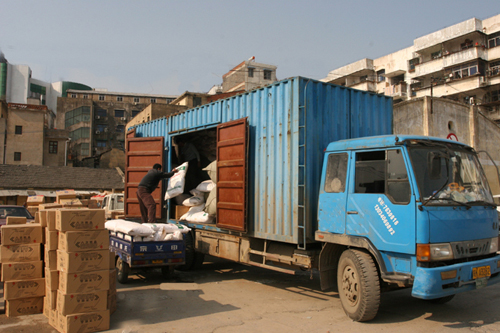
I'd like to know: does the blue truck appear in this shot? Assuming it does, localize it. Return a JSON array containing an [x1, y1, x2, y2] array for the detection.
[[126, 77, 500, 321], [109, 231, 185, 283]]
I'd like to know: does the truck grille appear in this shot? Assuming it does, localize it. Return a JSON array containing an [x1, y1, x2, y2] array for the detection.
[[451, 239, 491, 259]]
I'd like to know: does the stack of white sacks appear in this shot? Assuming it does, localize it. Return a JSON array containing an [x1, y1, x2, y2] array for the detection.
[[105, 220, 191, 241], [165, 161, 217, 223]]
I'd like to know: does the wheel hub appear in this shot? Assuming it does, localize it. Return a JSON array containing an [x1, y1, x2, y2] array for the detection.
[[342, 265, 359, 306]]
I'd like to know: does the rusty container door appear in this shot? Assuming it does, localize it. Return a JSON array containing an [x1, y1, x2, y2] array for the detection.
[[216, 118, 248, 232], [125, 137, 164, 219]]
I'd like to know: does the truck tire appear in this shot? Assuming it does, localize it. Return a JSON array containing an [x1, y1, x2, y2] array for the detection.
[[177, 231, 195, 271], [337, 249, 380, 322], [161, 266, 173, 279], [116, 257, 130, 284]]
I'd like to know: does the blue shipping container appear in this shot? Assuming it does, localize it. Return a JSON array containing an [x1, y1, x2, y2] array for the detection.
[[131, 77, 393, 246]]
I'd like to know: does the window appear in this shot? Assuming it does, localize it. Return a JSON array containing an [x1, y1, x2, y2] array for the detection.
[[248, 67, 254, 78], [117, 96, 123, 102], [69, 127, 90, 140], [96, 124, 107, 132], [377, 69, 385, 82], [324, 153, 348, 193], [96, 140, 107, 148], [83, 94, 88, 99], [489, 35, 500, 48], [132, 110, 140, 117], [263, 70, 272, 80], [409, 58, 420, 71], [449, 62, 479, 80], [98, 95, 105, 101], [193, 97, 202, 107], [15, 126, 22, 135], [150, 98, 156, 103], [71, 93, 77, 98], [116, 125, 125, 133], [14, 152, 21, 161], [65, 106, 91, 128], [81, 143, 89, 156], [354, 150, 410, 204], [96, 109, 107, 117], [431, 50, 442, 59], [134, 97, 140, 103], [49, 141, 58, 154], [461, 39, 473, 50], [114, 109, 125, 118]]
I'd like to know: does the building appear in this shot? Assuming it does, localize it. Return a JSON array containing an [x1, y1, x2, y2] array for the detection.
[[322, 14, 500, 123], [126, 103, 188, 130], [0, 164, 124, 206], [56, 89, 178, 168], [0, 102, 69, 166], [222, 57, 278, 93]]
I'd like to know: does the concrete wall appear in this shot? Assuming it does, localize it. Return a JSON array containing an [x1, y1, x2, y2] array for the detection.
[[394, 96, 500, 195], [43, 129, 70, 166], [4, 106, 46, 165], [126, 104, 188, 129], [6, 64, 30, 104]]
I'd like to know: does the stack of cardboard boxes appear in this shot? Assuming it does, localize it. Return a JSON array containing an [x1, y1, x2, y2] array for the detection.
[[26, 195, 45, 219], [45, 208, 115, 333], [1, 217, 45, 317]]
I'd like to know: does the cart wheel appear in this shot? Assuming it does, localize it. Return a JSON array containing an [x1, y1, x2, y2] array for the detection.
[[161, 266, 173, 279], [116, 257, 130, 284], [177, 231, 195, 271], [193, 252, 205, 269]]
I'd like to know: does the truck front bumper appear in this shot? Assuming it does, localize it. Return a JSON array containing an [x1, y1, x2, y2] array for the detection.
[[411, 254, 500, 299]]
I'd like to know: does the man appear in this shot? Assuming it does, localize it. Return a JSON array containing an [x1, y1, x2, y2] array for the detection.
[[137, 164, 178, 224]]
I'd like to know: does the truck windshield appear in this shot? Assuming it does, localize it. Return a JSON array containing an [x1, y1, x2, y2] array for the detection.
[[408, 142, 494, 206]]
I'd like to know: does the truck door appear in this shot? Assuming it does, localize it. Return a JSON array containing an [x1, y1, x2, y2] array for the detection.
[[346, 149, 415, 254], [125, 137, 165, 219], [216, 117, 249, 232], [318, 152, 349, 233]]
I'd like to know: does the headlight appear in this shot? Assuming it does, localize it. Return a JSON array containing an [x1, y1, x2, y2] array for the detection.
[[430, 243, 454, 261], [490, 237, 499, 253]]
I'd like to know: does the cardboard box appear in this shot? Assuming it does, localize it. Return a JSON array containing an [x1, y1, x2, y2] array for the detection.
[[38, 210, 47, 227], [1, 261, 43, 282], [59, 230, 109, 252], [27, 206, 39, 217], [45, 289, 57, 310], [46, 229, 59, 251], [57, 289, 108, 316], [175, 205, 190, 219], [59, 270, 110, 294], [0, 244, 41, 263], [39, 203, 63, 210], [43, 296, 49, 318], [56, 189, 77, 203], [57, 309, 110, 333], [1, 223, 43, 245], [49, 307, 59, 329], [107, 290, 117, 315], [57, 249, 110, 273], [47, 209, 57, 231], [45, 267, 59, 291], [109, 250, 115, 269], [56, 209, 105, 232], [60, 198, 84, 207], [5, 297, 44, 317], [79, 199, 89, 207], [109, 269, 116, 292], [4, 277, 45, 300], [35, 211, 40, 224], [6, 216, 27, 225], [27, 195, 45, 206], [88, 199, 100, 209], [45, 249, 58, 270]]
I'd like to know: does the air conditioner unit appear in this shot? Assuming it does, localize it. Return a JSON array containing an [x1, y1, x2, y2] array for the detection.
[[95, 130, 100, 134], [95, 115, 100, 119], [121, 117, 126, 121], [479, 76, 488, 86]]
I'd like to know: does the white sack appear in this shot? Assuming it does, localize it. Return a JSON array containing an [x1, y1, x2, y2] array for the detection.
[[196, 180, 216, 193], [203, 161, 217, 182], [174, 193, 191, 205], [186, 211, 213, 223], [204, 187, 217, 216], [165, 162, 189, 200], [164, 230, 183, 241], [105, 219, 154, 236], [180, 204, 205, 220], [162, 222, 192, 234], [182, 189, 205, 207]]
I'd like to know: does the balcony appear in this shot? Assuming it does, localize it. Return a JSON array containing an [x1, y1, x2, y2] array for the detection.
[[385, 83, 408, 98], [442, 46, 486, 68], [349, 80, 377, 92], [414, 75, 486, 98]]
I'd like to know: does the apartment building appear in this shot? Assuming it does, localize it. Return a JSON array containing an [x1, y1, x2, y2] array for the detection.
[[322, 14, 500, 123], [222, 57, 277, 93], [56, 90, 178, 168]]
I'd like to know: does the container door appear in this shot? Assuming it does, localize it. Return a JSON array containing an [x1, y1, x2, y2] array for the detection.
[[216, 118, 249, 232], [125, 137, 164, 219]]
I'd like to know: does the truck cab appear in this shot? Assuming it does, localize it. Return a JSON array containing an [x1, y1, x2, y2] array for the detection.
[[316, 135, 500, 321], [101, 193, 125, 220]]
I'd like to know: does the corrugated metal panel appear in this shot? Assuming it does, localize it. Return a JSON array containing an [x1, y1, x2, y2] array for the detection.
[[132, 77, 393, 245]]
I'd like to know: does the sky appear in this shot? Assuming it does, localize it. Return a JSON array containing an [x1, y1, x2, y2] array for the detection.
[[1, 0, 499, 96]]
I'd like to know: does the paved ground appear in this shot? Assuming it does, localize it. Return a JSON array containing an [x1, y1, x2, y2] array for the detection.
[[1, 256, 500, 333]]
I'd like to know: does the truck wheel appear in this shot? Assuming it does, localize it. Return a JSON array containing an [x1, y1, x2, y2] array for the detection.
[[337, 249, 380, 322], [116, 257, 130, 284], [427, 295, 455, 304], [193, 252, 205, 269]]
